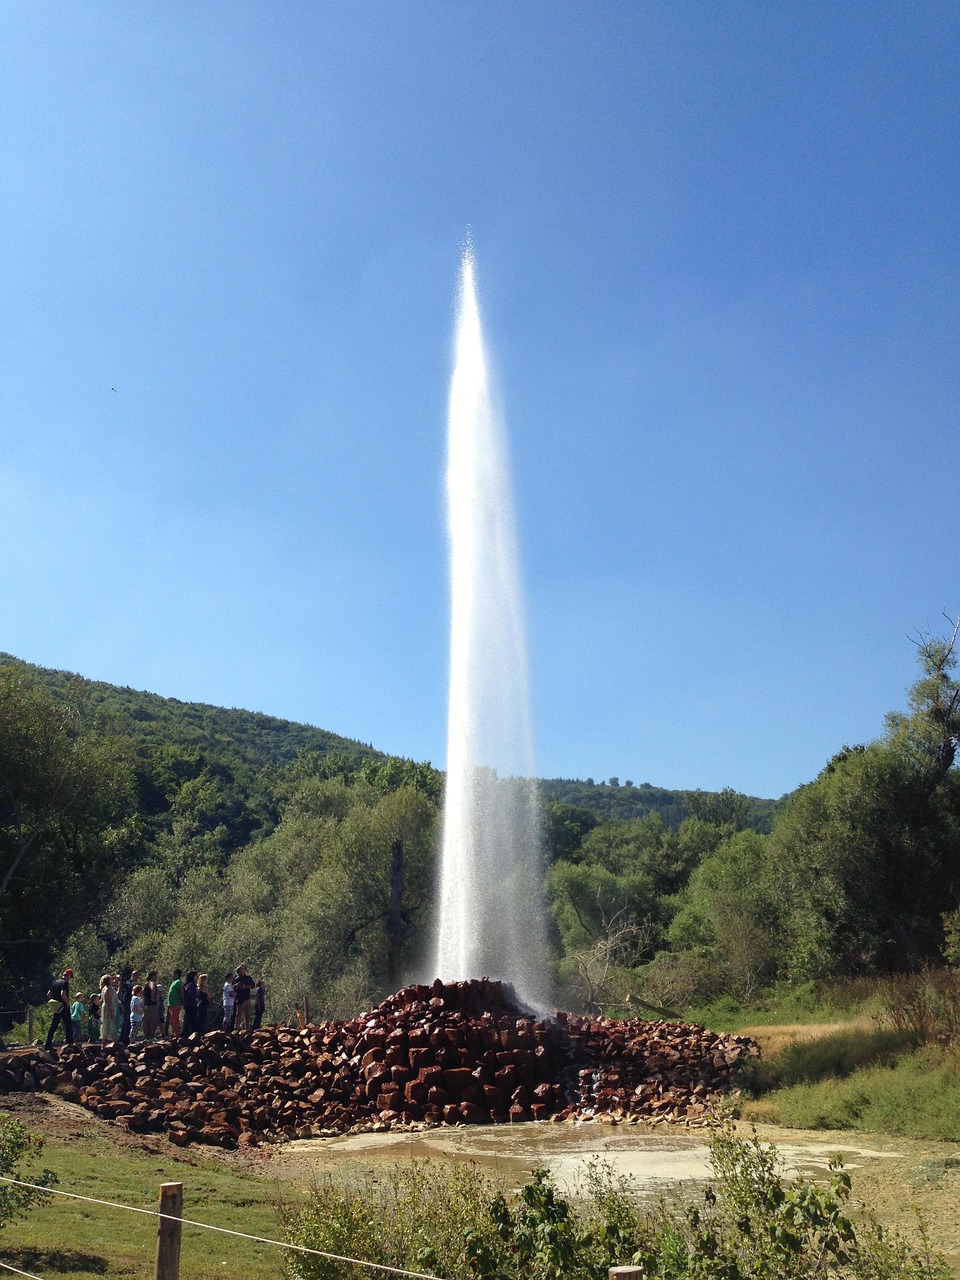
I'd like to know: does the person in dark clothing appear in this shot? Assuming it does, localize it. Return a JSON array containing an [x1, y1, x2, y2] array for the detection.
[[196, 974, 210, 1034], [182, 971, 199, 1037], [142, 971, 161, 1040], [45, 969, 75, 1050], [232, 964, 254, 1031], [252, 978, 266, 1030], [120, 969, 139, 1043]]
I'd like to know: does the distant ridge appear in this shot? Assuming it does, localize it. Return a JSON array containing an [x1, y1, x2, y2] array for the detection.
[[0, 652, 383, 771], [0, 653, 778, 829]]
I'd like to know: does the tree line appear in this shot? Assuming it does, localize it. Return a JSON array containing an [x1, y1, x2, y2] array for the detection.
[[1, 622, 958, 1023]]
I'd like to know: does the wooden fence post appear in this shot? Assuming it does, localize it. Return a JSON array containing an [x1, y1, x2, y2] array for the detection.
[[27, 1008, 34, 1044], [609, 1267, 645, 1280], [155, 1182, 183, 1280]]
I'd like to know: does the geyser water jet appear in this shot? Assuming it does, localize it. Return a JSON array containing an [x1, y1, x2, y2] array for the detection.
[[435, 247, 549, 1007]]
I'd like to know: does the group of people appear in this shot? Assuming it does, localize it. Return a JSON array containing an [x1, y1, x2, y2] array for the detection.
[[44, 965, 267, 1051]]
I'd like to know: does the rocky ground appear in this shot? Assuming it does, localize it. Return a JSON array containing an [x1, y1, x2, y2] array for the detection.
[[0, 978, 758, 1149]]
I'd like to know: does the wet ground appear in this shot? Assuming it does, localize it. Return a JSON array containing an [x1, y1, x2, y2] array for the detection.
[[274, 1117, 901, 1195]]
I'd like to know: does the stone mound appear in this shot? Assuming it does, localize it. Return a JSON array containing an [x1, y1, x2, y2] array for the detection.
[[0, 978, 758, 1149]]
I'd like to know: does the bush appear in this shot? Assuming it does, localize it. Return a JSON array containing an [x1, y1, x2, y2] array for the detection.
[[875, 969, 960, 1045], [0, 1113, 57, 1228], [283, 1128, 946, 1280]]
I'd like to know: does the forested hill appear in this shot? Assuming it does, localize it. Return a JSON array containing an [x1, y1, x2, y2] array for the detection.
[[0, 653, 383, 770], [540, 778, 780, 833], [0, 653, 778, 830]]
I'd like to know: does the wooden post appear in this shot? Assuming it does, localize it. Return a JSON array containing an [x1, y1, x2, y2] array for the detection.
[[609, 1268, 645, 1280], [27, 1008, 34, 1044], [155, 1182, 183, 1280]]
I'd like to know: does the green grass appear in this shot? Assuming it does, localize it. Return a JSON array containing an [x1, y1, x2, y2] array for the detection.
[[742, 1044, 960, 1142], [677, 973, 960, 1144], [744, 1026, 914, 1090], [683, 977, 891, 1032], [0, 1121, 302, 1279]]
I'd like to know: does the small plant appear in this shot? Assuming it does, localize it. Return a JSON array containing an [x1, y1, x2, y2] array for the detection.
[[942, 909, 960, 968], [0, 1113, 57, 1229]]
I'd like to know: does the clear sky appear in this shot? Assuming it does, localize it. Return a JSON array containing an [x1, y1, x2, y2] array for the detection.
[[1, 4, 957, 800]]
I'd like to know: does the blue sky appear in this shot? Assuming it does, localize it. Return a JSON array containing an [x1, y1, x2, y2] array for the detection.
[[1, 4, 957, 799]]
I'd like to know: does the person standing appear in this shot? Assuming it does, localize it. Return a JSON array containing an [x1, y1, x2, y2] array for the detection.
[[167, 969, 184, 1038], [120, 970, 139, 1043], [70, 992, 85, 1042], [182, 971, 199, 1037], [231, 965, 254, 1032], [196, 974, 210, 1034], [87, 990, 101, 1043], [99, 975, 116, 1047], [112, 976, 123, 1040], [221, 975, 235, 1031], [129, 986, 144, 1040], [44, 969, 74, 1050], [252, 978, 266, 1030], [142, 972, 160, 1040]]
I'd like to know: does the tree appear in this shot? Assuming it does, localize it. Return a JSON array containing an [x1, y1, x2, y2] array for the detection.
[[682, 786, 752, 830], [768, 617, 960, 980], [0, 668, 136, 991], [668, 830, 780, 998]]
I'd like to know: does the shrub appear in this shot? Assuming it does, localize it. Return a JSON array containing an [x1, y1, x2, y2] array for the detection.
[[875, 969, 960, 1045], [0, 1113, 57, 1229]]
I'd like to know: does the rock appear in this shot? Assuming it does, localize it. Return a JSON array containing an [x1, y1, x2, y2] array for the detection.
[[0, 980, 758, 1150]]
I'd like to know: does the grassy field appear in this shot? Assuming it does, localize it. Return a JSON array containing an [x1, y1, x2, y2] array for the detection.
[[0, 1095, 303, 1280]]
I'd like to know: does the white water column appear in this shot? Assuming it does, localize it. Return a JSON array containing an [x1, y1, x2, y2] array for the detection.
[[435, 247, 548, 1008]]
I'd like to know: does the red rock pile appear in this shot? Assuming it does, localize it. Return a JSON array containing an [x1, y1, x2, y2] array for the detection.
[[0, 979, 758, 1149]]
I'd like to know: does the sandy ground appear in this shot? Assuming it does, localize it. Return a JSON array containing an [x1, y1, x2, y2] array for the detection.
[[3, 1089, 959, 1274]]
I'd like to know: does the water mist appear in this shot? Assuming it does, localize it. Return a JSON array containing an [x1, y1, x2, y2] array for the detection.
[[434, 248, 548, 1008]]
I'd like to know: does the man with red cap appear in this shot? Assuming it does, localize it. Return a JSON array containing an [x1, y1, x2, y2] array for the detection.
[[45, 968, 75, 1050]]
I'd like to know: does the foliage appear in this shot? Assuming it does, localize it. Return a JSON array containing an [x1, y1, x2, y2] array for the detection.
[[541, 778, 780, 832], [0, 665, 138, 993], [283, 1160, 508, 1280], [942, 908, 960, 967], [0, 1113, 56, 1229], [284, 1131, 947, 1280], [874, 969, 960, 1046], [744, 1026, 913, 1095], [667, 830, 781, 1000]]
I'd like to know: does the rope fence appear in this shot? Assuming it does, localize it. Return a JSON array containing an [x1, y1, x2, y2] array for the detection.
[[0, 1173, 445, 1280], [0, 1262, 46, 1280]]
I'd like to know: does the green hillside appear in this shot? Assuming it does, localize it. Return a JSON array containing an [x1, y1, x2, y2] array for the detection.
[[0, 653, 382, 770]]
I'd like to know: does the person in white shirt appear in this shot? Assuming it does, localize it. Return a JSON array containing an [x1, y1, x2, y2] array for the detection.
[[222, 976, 235, 1031]]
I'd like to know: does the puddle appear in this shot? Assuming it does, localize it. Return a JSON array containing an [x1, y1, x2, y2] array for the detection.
[[279, 1122, 903, 1195]]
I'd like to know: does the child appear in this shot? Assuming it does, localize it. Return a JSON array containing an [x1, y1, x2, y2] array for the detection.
[[129, 985, 144, 1040], [87, 990, 101, 1043], [70, 992, 85, 1042]]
